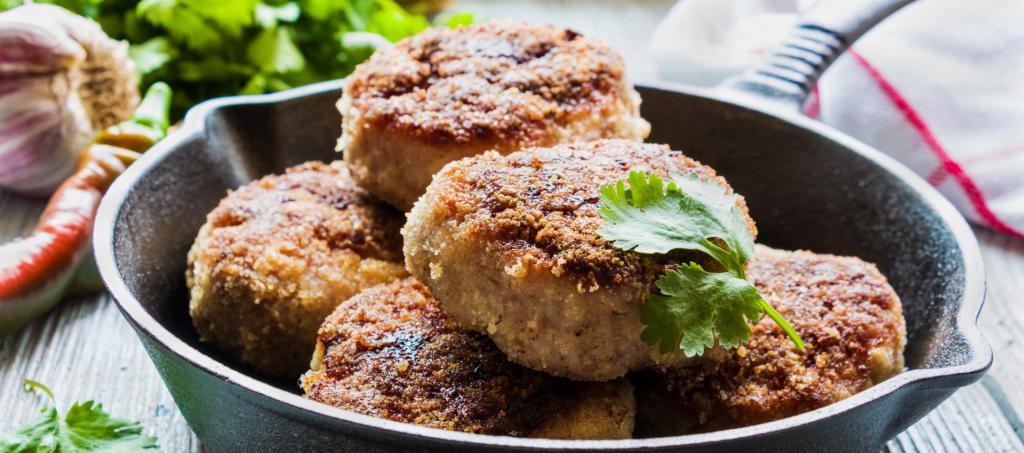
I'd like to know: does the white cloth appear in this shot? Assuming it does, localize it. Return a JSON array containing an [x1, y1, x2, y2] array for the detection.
[[649, 0, 1024, 238]]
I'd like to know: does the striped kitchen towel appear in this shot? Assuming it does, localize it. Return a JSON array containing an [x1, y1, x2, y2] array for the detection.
[[649, 0, 1024, 238]]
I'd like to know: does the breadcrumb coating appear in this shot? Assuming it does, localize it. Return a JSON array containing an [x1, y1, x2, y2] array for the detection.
[[411, 139, 753, 293], [302, 278, 635, 438], [635, 246, 906, 435], [344, 20, 645, 146], [187, 161, 408, 377], [338, 20, 650, 209], [403, 139, 752, 380]]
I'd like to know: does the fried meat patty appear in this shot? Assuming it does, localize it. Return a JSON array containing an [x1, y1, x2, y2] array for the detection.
[[301, 277, 636, 438], [338, 20, 651, 210], [403, 139, 755, 380], [634, 246, 906, 436], [187, 162, 408, 377]]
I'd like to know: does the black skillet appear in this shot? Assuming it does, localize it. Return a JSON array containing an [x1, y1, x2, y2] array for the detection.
[[94, 0, 991, 451]]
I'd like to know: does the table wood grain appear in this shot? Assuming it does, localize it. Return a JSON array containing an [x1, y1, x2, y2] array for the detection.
[[2, 1, 1022, 451]]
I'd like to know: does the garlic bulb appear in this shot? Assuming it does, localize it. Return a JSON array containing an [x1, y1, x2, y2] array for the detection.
[[0, 4, 138, 196]]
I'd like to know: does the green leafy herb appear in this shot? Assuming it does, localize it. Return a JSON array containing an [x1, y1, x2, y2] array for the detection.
[[247, 26, 305, 73], [135, 0, 244, 52], [0, 380, 159, 452], [366, 0, 428, 42], [439, 11, 474, 28], [641, 263, 765, 356], [599, 171, 803, 356], [1, 0, 473, 119], [254, 2, 300, 28], [128, 37, 176, 77]]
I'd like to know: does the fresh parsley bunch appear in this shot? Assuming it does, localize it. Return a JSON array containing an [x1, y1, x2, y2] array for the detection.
[[599, 171, 803, 357], [0, 380, 158, 452], [0, 0, 466, 118]]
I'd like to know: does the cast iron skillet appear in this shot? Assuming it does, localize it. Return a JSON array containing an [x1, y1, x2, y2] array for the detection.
[[94, 1, 991, 451]]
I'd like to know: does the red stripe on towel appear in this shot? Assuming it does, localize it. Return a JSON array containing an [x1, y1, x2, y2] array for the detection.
[[804, 85, 822, 119], [927, 165, 948, 187], [929, 144, 1024, 186], [849, 48, 1022, 238]]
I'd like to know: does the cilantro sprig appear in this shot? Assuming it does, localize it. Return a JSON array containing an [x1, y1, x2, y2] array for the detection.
[[0, 0, 472, 118], [0, 380, 159, 452], [599, 171, 803, 356]]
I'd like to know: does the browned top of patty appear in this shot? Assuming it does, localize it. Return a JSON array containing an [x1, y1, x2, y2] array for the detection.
[[302, 277, 607, 435], [203, 161, 404, 263], [651, 247, 904, 430], [345, 20, 628, 147], [421, 139, 755, 292]]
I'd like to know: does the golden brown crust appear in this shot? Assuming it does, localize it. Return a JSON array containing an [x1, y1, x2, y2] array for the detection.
[[530, 380, 636, 439], [417, 139, 755, 292], [201, 161, 404, 262], [344, 20, 636, 149], [637, 246, 905, 434], [186, 161, 408, 376], [402, 139, 751, 379], [301, 278, 635, 438]]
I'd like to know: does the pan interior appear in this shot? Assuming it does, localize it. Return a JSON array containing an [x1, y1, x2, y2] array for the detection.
[[109, 84, 971, 395]]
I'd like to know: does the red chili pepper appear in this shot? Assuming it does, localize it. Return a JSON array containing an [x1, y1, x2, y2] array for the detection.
[[0, 82, 171, 337]]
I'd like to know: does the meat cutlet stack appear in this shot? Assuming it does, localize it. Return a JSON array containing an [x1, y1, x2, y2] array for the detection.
[[403, 139, 754, 381], [188, 159, 640, 437], [188, 18, 908, 439], [338, 20, 651, 210], [188, 144, 906, 438], [187, 162, 408, 376], [402, 136, 905, 431], [301, 277, 636, 439]]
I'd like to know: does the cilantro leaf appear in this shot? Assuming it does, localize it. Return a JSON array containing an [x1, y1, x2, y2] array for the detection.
[[642, 263, 764, 356], [673, 172, 756, 271], [137, 0, 258, 51], [0, 380, 159, 452], [438, 11, 476, 28], [60, 401, 158, 452], [367, 0, 429, 42], [598, 171, 803, 355], [0, 406, 61, 452], [129, 37, 177, 76], [182, 0, 257, 36], [247, 26, 305, 73], [301, 0, 342, 22], [255, 2, 300, 29], [599, 171, 752, 274], [136, 0, 225, 51]]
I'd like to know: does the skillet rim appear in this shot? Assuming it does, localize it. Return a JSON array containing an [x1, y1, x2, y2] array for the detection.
[[93, 78, 992, 450]]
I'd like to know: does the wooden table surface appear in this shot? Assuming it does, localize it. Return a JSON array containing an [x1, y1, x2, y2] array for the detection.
[[2, 1, 1022, 452]]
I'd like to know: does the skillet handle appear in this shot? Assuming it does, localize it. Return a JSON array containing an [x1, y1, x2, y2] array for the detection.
[[718, 0, 914, 111]]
